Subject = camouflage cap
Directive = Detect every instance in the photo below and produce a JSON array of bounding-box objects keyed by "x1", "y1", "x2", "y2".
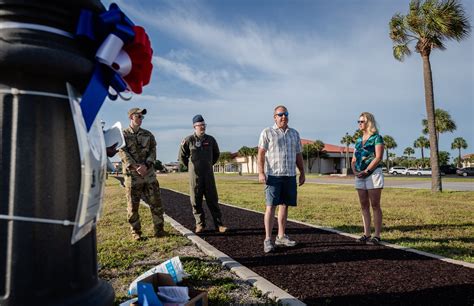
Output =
[{"x1": 128, "y1": 108, "x2": 147, "y2": 116}]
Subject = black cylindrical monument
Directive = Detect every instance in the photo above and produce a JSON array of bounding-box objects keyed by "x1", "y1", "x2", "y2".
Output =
[{"x1": 0, "y1": 0, "x2": 114, "y2": 305}]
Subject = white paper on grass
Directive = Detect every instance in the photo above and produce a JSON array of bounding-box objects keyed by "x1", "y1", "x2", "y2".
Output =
[
  {"x1": 67, "y1": 83, "x2": 107, "y2": 245},
  {"x1": 103, "y1": 121, "x2": 125, "y2": 149},
  {"x1": 118, "y1": 298, "x2": 137, "y2": 306},
  {"x1": 157, "y1": 286, "x2": 189, "y2": 303},
  {"x1": 128, "y1": 256, "x2": 188, "y2": 296}
]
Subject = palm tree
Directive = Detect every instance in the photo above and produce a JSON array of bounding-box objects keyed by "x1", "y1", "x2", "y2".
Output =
[
  {"x1": 383, "y1": 135, "x2": 397, "y2": 170},
  {"x1": 302, "y1": 143, "x2": 317, "y2": 172},
  {"x1": 413, "y1": 136, "x2": 430, "y2": 160},
  {"x1": 217, "y1": 152, "x2": 233, "y2": 173},
  {"x1": 313, "y1": 140, "x2": 326, "y2": 174},
  {"x1": 352, "y1": 129, "x2": 363, "y2": 141},
  {"x1": 451, "y1": 137, "x2": 468, "y2": 167},
  {"x1": 238, "y1": 146, "x2": 251, "y2": 173},
  {"x1": 438, "y1": 151, "x2": 451, "y2": 166},
  {"x1": 389, "y1": 0, "x2": 471, "y2": 192},
  {"x1": 404, "y1": 147, "x2": 415, "y2": 158},
  {"x1": 422, "y1": 108, "x2": 457, "y2": 142},
  {"x1": 248, "y1": 147, "x2": 258, "y2": 173},
  {"x1": 340, "y1": 132, "x2": 354, "y2": 171}
]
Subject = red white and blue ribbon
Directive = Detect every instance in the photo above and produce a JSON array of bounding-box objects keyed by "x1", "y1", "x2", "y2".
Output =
[{"x1": 76, "y1": 3, "x2": 153, "y2": 130}]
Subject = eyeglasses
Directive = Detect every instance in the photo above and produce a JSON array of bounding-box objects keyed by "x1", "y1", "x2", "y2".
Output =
[
  {"x1": 275, "y1": 111, "x2": 289, "y2": 117},
  {"x1": 194, "y1": 124, "x2": 207, "y2": 128},
  {"x1": 357, "y1": 120, "x2": 366, "y2": 124},
  {"x1": 133, "y1": 114, "x2": 144, "y2": 119}
]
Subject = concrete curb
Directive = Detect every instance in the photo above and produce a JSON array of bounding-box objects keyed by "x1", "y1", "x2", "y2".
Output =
[
  {"x1": 163, "y1": 214, "x2": 306, "y2": 306},
  {"x1": 164, "y1": 187, "x2": 474, "y2": 270}
]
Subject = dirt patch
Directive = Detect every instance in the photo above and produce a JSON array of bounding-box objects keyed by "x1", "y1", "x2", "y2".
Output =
[{"x1": 161, "y1": 188, "x2": 474, "y2": 305}]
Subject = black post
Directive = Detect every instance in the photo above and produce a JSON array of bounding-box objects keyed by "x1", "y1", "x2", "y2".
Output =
[{"x1": 0, "y1": 1, "x2": 114, "y2": 305}]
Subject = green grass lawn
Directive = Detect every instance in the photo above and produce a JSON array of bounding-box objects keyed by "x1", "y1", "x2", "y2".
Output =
[
  {"x1": 384, "y1": 176, "x2": 473, "y2": 183},
  {"x1": 158, "y1": 173, "x2": 474, "y2": 263},
  {"x1": 217, "y1": 172, "x2": 473, "y2": 183},
  {"x1": 97, "y1": 177, "x2": 276, "y2": 305}
]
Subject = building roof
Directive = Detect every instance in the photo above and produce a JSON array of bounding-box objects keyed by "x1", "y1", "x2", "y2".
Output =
[
  {"x1": 301, "y1": 139, "x2": 354, "y2": 153},
  {"x1": 462, "y1": 153, "x2": 474, "y2": 159}
]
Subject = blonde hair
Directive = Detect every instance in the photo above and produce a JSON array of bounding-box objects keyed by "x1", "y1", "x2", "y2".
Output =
[{"x1": 360, "y1": 112, "x2": 379, "y2": 135}]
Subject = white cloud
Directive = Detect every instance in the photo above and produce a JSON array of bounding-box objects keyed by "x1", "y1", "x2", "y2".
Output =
[
  {"x1": 103, "y1": 0, "x2": 473, "y2": 163},
  {"x1": 153, "y1": 56, "x2": 241, "y2": 93}
]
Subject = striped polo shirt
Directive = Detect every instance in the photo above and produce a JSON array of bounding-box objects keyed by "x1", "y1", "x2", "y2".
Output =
[{"x1": 258, "y1": 123, "x2": 302, "y2": 176}]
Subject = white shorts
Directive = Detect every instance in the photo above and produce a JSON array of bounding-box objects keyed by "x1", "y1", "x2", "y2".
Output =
[{"x1": 355, "y1": 167, "x2": 384, "y2": 190}]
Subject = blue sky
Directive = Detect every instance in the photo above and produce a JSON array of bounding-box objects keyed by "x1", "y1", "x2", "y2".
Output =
[{"x1": 100, "y1": 0, "x2": 473, "y2": 164}]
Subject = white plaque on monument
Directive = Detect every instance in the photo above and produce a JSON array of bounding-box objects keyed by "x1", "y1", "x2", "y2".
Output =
[{"x1": 67, "y1": 83, "x2": 107, "y2": 244}]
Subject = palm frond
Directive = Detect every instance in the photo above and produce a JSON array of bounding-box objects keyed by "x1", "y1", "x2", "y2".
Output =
[
  {"x1": 390, "y1": 0, "x2": 470, "y2": 61},
  {"x1": 423, "y1": 0, "x2": 471, "y2": 41},
  {"x1": 393, "y1": 44, "x2": 412, "y2": 61},
  {"x1": 440, "y1": 0, "x2": 471, "y2": 41},
  {"x1": 430, "y1": 35, "x2": 446, "y2": 50},
  {"x1": 389, "y1": 14, "x2": 410, "y2": 43},
  {"x1": 407, "y1": 0, "x2": 425, "y2": 35}
]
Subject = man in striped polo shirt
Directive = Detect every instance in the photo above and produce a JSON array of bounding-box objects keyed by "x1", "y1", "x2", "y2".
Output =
[{"x1": 257, "y1": 105, "x2": 306, "y2": 253}]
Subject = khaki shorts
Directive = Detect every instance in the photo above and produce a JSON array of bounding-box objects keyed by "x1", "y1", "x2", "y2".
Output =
[{"x1": 355, "y1": 167, "x2": 384, "y2": 190}]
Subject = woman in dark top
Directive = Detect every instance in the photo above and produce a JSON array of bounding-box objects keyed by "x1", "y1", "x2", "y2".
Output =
[{"x1": 351, "y1": 112, "x2": 385, "y2": 244}]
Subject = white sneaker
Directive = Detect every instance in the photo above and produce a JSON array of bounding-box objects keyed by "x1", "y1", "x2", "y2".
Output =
[
  {"x1": 263, "y1": 239, "x2": 274, "y2": 253},
  {"x1": 275, "y1": 235, "x2": 296, "y2": 247}
]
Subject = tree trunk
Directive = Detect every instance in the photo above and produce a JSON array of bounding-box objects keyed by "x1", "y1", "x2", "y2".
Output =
[
  {"x1": 422, "y1": 55, "x2": 442, "y2": 192},
  {"x1": 386, "y1": 149, "x2": 390, "y2": 170},
  {"x1": 306, "y1": 148, "x2": 310, "y2": 173},
  {"x1": 345, "y1": 146, "x2": 349, "y2": 169},
  {"x1": 458, "y1": 148, "x2": 462, "y2": 167}
]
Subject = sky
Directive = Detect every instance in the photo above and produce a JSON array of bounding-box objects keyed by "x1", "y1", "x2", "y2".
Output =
[{"x1": 100, "y1": 0, "x2": 473, "y2": 164}]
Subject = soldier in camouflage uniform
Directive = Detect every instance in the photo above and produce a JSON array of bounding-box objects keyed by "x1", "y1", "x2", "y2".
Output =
[
  {"x1": 179, "y1": 115, "x2": 227, "y2": 234},
  {"x1": 118, "y1": 108, "x2": 165, "y2": 240}
]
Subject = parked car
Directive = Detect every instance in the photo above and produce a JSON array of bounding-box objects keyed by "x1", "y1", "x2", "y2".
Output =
[
  {"x1": 405, "y1": 168, "x2": 418, "y2": 175},
  {"x1": 440, "y1": 165, "x2": 458, "y2": 175},
  {"x1": 406, "y1": 168, "x2": 432, "y2": 176},
  {"x1": 389, "y1": 166, "x2": 408, "y2": 175},
  {"x1": 456, "y1": 167, "x2": 474, "y2": 177}
]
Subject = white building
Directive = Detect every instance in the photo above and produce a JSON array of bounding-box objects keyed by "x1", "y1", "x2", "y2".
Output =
[{"x1": 461, "y1": 153, "x2": 474, "y2": 168}]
